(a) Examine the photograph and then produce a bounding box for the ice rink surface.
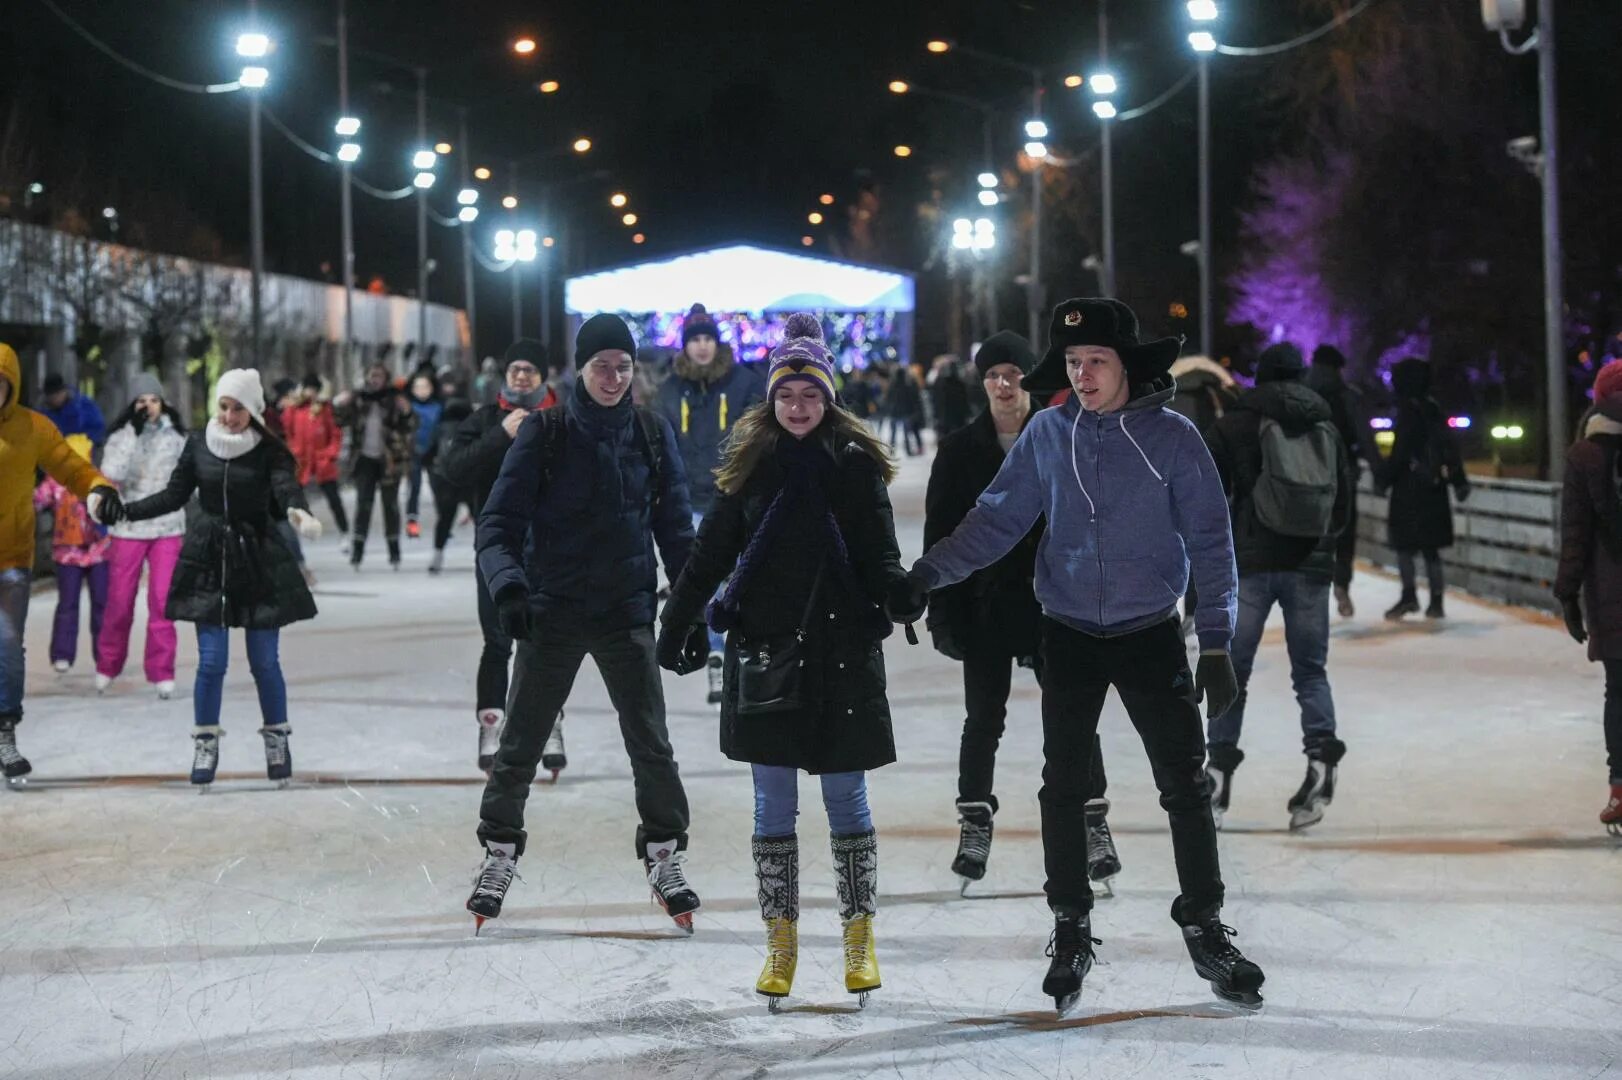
[1,451,1617,1080]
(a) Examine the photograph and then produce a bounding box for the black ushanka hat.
[1023,297,1182,395]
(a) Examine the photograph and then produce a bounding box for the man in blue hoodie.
[39,373,107,447]
[895,298,1263,1014]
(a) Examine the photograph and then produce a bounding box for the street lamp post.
[508,162,522,342]
[1188,2,1219,357]
[1538,0,1566,478]
[459,107,477,365]
[1096,0,1115,296]
[237,14,270,369]
[336,0,356,381]
[415,68,431,366]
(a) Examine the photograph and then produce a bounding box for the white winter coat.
[100,416,188,540]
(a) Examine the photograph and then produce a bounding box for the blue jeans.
[753,764,872,837]
[0,569,32,716]
[194,624,287,729]
[692,511,724,654]
[1208,571,1337,753]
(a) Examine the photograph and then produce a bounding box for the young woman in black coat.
[657,314,906,1012]
[1378,357,1470,619]
[122,370,321,791]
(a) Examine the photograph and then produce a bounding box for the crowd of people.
[0,285,1614,1021]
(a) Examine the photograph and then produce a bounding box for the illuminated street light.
[610,193,628,208]
[102,206,118,220]
[1064,74,1084,88]
[1092,101,1118,119]
[632,233,646,245]
[334,116,361,137]
[502,195,518,209]
[412,149,437,170]
[888,80,910,94]
[1187,0,1219,21]
[413,171,435,189]
[1089,73,1117,95]
[512,37,537,55]
[1024,140,1047,159]
[572,137,592,153]
[474,166,492,181]
[978,172,997,188]
[801,236,814,247]
[458,206,479,223]
[457,188,479,206]
[1024,119,1048,140]
[622,212,638,226]
[808,211,824,225]
[541,236,555,248]
[1189,31,1217,52]
[819,193,835,205]
[239,66,269,89]
[236,33,270,58]
[926,39,951,54]
[978,189,998,206]
[337,142,361,163]
[434,141,453,155]
[893,145,913,158]
[538,80,560,94]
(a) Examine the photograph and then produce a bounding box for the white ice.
[1,452,1618,1080]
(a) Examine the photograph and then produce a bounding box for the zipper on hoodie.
[1095,423,1106,627]
[220,455,231,624]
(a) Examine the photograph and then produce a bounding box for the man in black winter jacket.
[1305,345,1368,617]
[925,330,1119,891]
[436,339,560,774]
[1203,343,1351,833]
[466,314,702,934]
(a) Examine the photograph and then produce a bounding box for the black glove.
[89,485,125,526]
[1455,484,1471,504]
[929,623,965,662]
[657,621,710,675]
[494,585,533,641]
[1562,597,1588,645]
[885,572,929,624]
[1195,651,1239,722]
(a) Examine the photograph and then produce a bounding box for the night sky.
[1,1,1598,361]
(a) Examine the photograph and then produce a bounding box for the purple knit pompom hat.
[766,313,837,401]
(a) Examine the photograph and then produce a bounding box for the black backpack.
[530,404,666,510]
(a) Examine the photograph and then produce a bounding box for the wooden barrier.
[1356,471,1560,613]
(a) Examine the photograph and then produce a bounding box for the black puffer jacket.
[662,430,905,774]
[923,408,1042,659]
[124,431,317,629]
[1204,379,1350,579]
[1378,359,1469,551]
[655,347,767,515]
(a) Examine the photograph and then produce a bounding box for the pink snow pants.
[95,535,182,684]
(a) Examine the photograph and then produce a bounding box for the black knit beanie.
[574,314,637,369]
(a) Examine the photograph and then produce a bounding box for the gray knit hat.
[129,372,165,402]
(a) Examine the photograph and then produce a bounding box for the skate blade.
[672,912,696,935]
[1090,876,1116,899]
[1213,986,1264,1010]
[762,993,787,1014]
[1607,823,1621,838]
[6,776,29,789]
[1288,807,1325,831]
[852,989,876,1009]
[1054,991,1081,1018]
[472,915,486,936]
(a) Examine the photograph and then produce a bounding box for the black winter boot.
[1385,588,1421,621]
[1425,594,1446,619]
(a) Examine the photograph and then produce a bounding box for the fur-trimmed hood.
[673,341,737,384]
[1170,354,1236,389]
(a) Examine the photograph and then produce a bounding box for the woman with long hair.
[122,370,321,790]
[94,374,189,698]
[657,313,907,1012]
[283,373,349,541]
[333,362,416,570]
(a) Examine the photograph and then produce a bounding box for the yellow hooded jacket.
[0,343,112,572]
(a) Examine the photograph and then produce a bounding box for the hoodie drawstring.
[1119,412,1165,484]
[1069,406,1098,520]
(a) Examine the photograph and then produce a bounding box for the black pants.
[351,456,401,545]
[1039,616,1222,916]
[1396,548,1444,596]
[478,622,690,857]
[959,648,1106,814]
[1601,660,1622,784]
[429,476,471,551]
[310,480,349,535]
[473,562,513,713]
[1334,500,1357,590]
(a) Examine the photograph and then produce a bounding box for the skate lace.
[842,915,873,973]
[1044,920,1101,961]
[261,732,288,768]
[649,854,691,899]
[957,815,992,864]
[765,919,795,978]
[1198,921,1243,970]
[0,741,24,768]
[1086,816,1115,858]
[191,736,219,770]
[472,853,519,901]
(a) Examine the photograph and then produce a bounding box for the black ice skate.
[477,709,503,775]
[0,715,32,787]
[705,652,724,705]
[1288,738,1345,831]
[1206,745,1244,830]
[467,841,519,934]
[260,723,292,788]
[1042,911,1099,1017]
[190,727,222,791]
[644,840,700,934]
[951,801,994,894]
[540,712,566,782]
[1177,904,1265,1008]
[1085,799,1121,895]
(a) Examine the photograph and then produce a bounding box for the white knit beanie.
[214,368,267,421]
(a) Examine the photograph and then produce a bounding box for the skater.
[38,371,108,446]
[924,330,1119,893]
[34,435,111,674]
[1554,357,1622,835]
[120,370,321,790]
[655,303,766,707]
[283,374,350,542]
[884,363,925,457]
[895,298,1264,1013]
[437,340,560,773]
[424,366,475,575]
[405,372,443,540]
[0,343,122,784]
[1305,345,1367,617]
[95,374,188,698]
[657,312,901,1010]
[467,315,699,932]
[334,363,417,570]
[1377,356,1469,620]
[1203,342,1352,831]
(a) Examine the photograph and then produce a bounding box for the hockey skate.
[467,841,519,934]
[1085,799,1121,896]
[1042,911,1099,1017]
[190,727,222,791]
[1601,784,1622,837]
[0,716,31,787]
[155,679,175,700]
[833,830,880,1006]
[1288,738,1345,831]
[1206,745,1244,830]
[476,709,503,775]
[260,723,292,788]
[1178,903,1264,1008]
[644,840,700,933]
[752,835,799,1012]
[705,652,724,706]
[951,801,994,894]
[540,713,566,782]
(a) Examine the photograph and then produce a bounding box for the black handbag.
[735,563,824,718]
